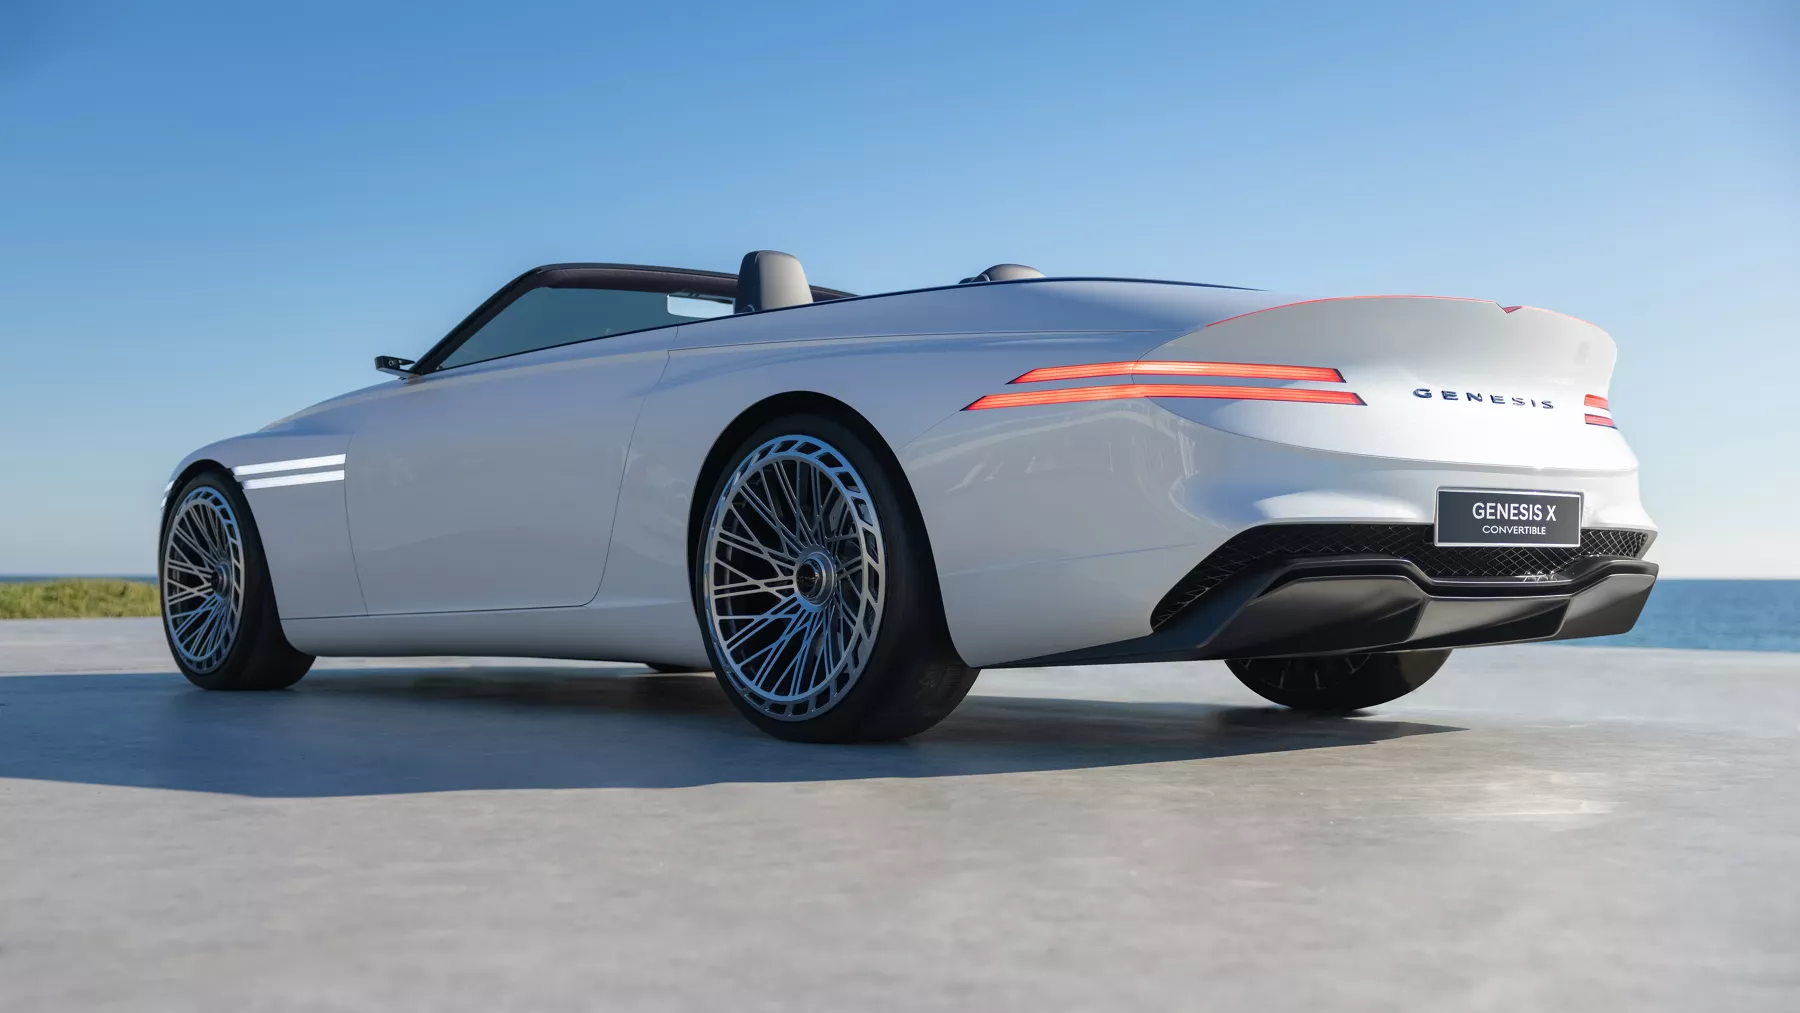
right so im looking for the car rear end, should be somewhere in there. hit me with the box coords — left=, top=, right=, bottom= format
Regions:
left=901, top=288, right=1656, bottom=669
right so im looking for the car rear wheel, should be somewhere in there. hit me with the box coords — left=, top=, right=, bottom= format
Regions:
left=160, top=472, right=313, bottom=691
left=1226, top=649, right=1450, bottom=711
left=694, top=415, right=978, bottom=742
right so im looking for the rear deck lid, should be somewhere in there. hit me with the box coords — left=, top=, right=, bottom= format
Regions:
left=1138, top=295, right=1636, bottom=471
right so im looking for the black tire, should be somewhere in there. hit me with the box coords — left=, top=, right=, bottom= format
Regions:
left=1227, top=649, right=1450, bottom=712
left=159, top=470, right=314, bottom=691
left=692, top=413, right=978, bottom=743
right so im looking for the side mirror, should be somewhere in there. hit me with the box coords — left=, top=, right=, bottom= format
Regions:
left=375, top=355, right=418, bottom=378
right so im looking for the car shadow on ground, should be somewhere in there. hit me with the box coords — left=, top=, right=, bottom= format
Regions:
left=0, top=667, right=1462, bottom=797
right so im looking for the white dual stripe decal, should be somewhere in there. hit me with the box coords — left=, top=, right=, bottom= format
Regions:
left=243, top=470, right=346, bottom=490
left=233, top=454, right=347, bottom=477
left=234, top=454, right=349, bottom=491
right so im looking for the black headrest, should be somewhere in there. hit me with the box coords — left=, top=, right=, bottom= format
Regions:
left=734, top=251, right=814, bottom=313
left=959, top=263, right=1044, bottom=284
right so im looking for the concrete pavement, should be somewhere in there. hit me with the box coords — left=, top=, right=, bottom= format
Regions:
left=2, top=618, right=1796, bottom=1011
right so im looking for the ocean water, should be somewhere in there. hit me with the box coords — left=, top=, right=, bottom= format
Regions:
left=1551, top=579, right=1800, bottom=653
left=2, top=577, right=1795, bottom=652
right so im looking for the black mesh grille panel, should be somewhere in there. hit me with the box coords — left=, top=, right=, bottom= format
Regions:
left=1152, top=525, right=1650, bottom=628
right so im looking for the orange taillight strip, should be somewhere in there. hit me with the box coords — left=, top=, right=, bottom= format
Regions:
left=1585, top=394, right=1616, bottom=427
left=1011, top=360, right=1346, bottom=384
left=965, top=384, right=1366, bottom=411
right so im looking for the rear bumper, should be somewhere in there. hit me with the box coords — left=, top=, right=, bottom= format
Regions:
left=1006, top=555, right=1657, bottom=667
left=906, top=396, right=1655, bottom=669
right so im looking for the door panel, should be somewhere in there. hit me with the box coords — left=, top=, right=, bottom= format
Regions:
left=345, top=330, right=670, bottom=614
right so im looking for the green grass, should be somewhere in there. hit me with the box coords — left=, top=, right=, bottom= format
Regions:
left=0, top=579, right=161, bottom=619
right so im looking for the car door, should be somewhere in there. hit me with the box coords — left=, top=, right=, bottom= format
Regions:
left=344, top=284, right=684, bottom=614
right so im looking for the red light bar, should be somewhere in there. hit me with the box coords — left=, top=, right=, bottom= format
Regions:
left=1584, top=413, right=1617, bottom=428
left=965, top=384, right=1366, bottom=411
left=1011, top=361, right=1346, bottom=384
left=1584, top=394, right=1609, bottom=410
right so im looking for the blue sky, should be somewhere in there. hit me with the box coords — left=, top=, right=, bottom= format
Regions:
left=1, top=0, right=1795, bottom=577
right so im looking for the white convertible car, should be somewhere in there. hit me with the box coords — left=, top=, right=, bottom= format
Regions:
left=159, top=252, right=1657, bottom=741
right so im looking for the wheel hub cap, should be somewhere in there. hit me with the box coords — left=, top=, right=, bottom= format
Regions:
left=793, top=549, right=838, bottom=607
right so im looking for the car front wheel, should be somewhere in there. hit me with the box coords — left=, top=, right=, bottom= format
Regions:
left=160, top=472, right=313, bottom=691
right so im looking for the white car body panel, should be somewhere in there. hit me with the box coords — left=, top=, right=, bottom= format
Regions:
left=170, top=433, right=361, bottom=620
left=343, top=326, right=672, bottom=613
left=164, top=278, right=1656, bottom=669
left=1146, top=297, right=1634, bottom=471
left=904, top=404, right=1649, bottom=666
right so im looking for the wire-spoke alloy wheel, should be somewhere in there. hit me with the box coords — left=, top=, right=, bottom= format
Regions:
left=695, top=416, right=978, bottom=742
left=1227, top=649, right=1451, bottom=712
left=162, top=487, right=248, bottom=673
left=704, top=434, right=886, bottom=721
left=159, top=472, right=314, bottom=691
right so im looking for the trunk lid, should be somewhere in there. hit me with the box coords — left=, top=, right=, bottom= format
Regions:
left=1146, top=295, right=1636, bottom=471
